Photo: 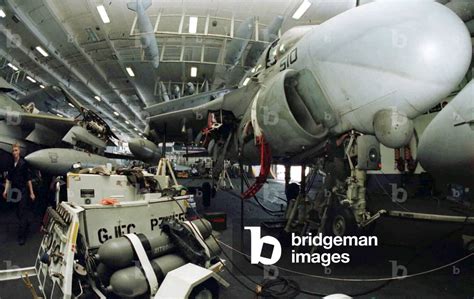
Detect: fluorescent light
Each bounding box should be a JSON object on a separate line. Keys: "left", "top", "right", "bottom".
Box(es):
{"left": 126, "top": 67, "right": 135, "bottom": 77}
{"left": 138, "top": 133, "right": 143, "bottom": 136}
{"left": 96, "top": 5, "right": 110, "bottom": 24}
{"left": 94, "top": 96, "right": 101, "bottom": 102}
{"left": 189, "top": 16, "right": 198, "bottom": 34}
{"left": 242, "top": 77, "right": 250, "bottom": 86}
{"left": 26, "top": 76, "right": 37, "bottom": 83}
{"left": 39, "top": 84, "right": 45, "bottom": 89}
{"left": 292, "top": 0, "right": 312, "bottom": 20}
{"left": 125, "top": 120, "right": 130, "bottom": 125}
{"left": 134, "top": 128, "right": 139, "bottom": 131}
{"left": 56, "top": 113, "right": 63, "bottom": 118}
{"left": 7, "top": 63, "right": 18, "bottom": 71}
{"left": 113, "top": 111, "right": 120, "bottom": 116}
{"left": 35, "top": 46, "right": 49, "bottom": 57}
{"left": 190, "top": 66, "right": 197, "bottom": 77}
{"left": 0, "top": 9, "right": 6, "bottom": 18}
{"left": 68, "top": 103, "right": 75, "bottom": 108}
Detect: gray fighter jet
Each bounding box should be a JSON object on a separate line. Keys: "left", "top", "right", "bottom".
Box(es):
{"left": 0, "top": 87, "right": 127, "bottom": 175}
{"left": 129, "top": 1, "right": 472, "bottom": 229}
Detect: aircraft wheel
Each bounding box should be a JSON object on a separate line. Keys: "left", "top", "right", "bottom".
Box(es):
{"left": 327, "top": 206, "right": 357, "bottom": 236}
{"left": 202, "top": 182, "right": 212, "bottom": 207}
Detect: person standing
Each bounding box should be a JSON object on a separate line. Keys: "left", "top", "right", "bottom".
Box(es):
{"left": 2, "top": 143, "right": 36, "bottom": 245}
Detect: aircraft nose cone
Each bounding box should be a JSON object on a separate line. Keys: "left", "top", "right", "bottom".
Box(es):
{"left": 128, "top": 138, "right": 144, "bottom": 156}
{"left": 25, "top": 151, "right": 44, "bottom": 169}
{"left": 25, "top": 149, "right": 60, "bottom": 174}
{"left": 128, "top": 138, "right": 156, "bottom": 161}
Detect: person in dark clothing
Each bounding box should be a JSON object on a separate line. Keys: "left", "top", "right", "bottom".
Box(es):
{"left": 2, "top": 143, "right": 36, "bottom": 245}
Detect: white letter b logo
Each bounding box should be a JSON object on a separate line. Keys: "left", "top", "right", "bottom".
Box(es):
{"left": 245, "top": 226, "right": 282, "bottom": 265}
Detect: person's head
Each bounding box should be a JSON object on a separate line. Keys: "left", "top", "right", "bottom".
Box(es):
{"left": 12, "top": 143, "right": 21, "bottom": 160}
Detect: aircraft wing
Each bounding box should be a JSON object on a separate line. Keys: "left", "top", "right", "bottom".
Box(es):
{"left": 146, "top": 83, "right": 259, "bottom": 141}
{"left": 0, "top": 109, "right": 76, "bottom": 135}
{"left": 147, "top": 97, "right": 224, "bottom": 140}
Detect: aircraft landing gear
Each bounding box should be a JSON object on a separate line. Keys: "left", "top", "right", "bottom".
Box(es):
{"left": 329, "top": 132, "right": 384, "bottom": 234}
{"left": 283, "top": 132, "right": 385, "bottom": 237}
{"left": 326, "top": 204, "right": 357, "bottom": 236}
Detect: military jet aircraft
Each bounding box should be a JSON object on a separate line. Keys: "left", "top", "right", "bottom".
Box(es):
{"left": 0, "top": 86, "right": 125, "bottom": 175}
{"left": 128, "top": 1, "right": 472, "bottom": 232}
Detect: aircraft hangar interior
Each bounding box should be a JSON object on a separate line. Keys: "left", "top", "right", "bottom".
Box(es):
{"left": 0, "top": 0, "right": 473, "bottom": 298}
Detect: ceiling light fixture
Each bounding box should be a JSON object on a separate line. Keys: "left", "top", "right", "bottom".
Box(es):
{"left": 35, "top": 46, "right": 49, "bottom": 57}
{"left": 26, "top": 76, "right": 37, "bottom": 83}
{"left": 56, "top": 113, "right": 63, "bottom": 118}
{"left": 97, "top": 5, "right": 110, "bottom": 24}
{"left": 113, "top": 111, "right": 120, "bottom": 116}
{"left": 134, "top": 128, "right": 139, "bottom": 132}
{"left": 126, "top": 67, "right": 135, "bottom": 77}
{"left": 0, "top": 9, "right": 6, "bottom": 18}
{"left": 189, "top": 16, "right": 198, "bottom": 34}
{"left": 7, "top": 63, "right": 18, "bottom": 71}
{"left": 68, "top": 103, "right": 75, "bottom": 108}
{"left": 39, "top": 84, "right": 45, "bottom": 89}
{"left": 190, "top": 66, "right": 197, "bottom": 77}
{"left": 125, "top": 120, "right": 130, "bottom": 125}
{"left": 292, "top": 0, "right": 312, "bottom": 20}
{"left": 94, "top": 95, "right": 101, "bottom": 102}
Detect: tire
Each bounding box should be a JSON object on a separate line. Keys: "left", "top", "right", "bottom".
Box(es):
{"left": 326, "top": 206, "right": 357, "bottom": 236}
{"left": 202, "top": 182, "right": 212, "bottom": 207}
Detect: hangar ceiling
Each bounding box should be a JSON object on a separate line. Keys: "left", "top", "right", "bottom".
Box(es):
{"left": 0, "top": 0, "right": 472, "bottom": 139}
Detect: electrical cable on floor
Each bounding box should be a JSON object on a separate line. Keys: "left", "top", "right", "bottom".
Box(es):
{"left": 215, "top": 212, "right": 474, "bottom": 298}
{"left": 241, "top": 173, "right": 285, "bottom": 216}
{"left": 173, "top": 180, "right": 474, "bottom": 298}
{"left": 257, "top": 277, "right": 301, "bottom": 298}
{"left": 170, "top": 196, "right": 259, "bottom": 295}
{"left": 171, "top": 195, "right": 310, "bottom": 298}
{"left": 224, "top": 189, "right": 283, "bottom": 217}
{"left": 372, "top": 171, "right": 411, "bottom": 212}
{"left": 216, "top": 239, "right": 474, "bottom": 282}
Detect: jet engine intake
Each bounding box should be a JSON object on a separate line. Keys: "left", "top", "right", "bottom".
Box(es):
{"left": 254, "top": 69, "right": 328, "bottom": 156}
